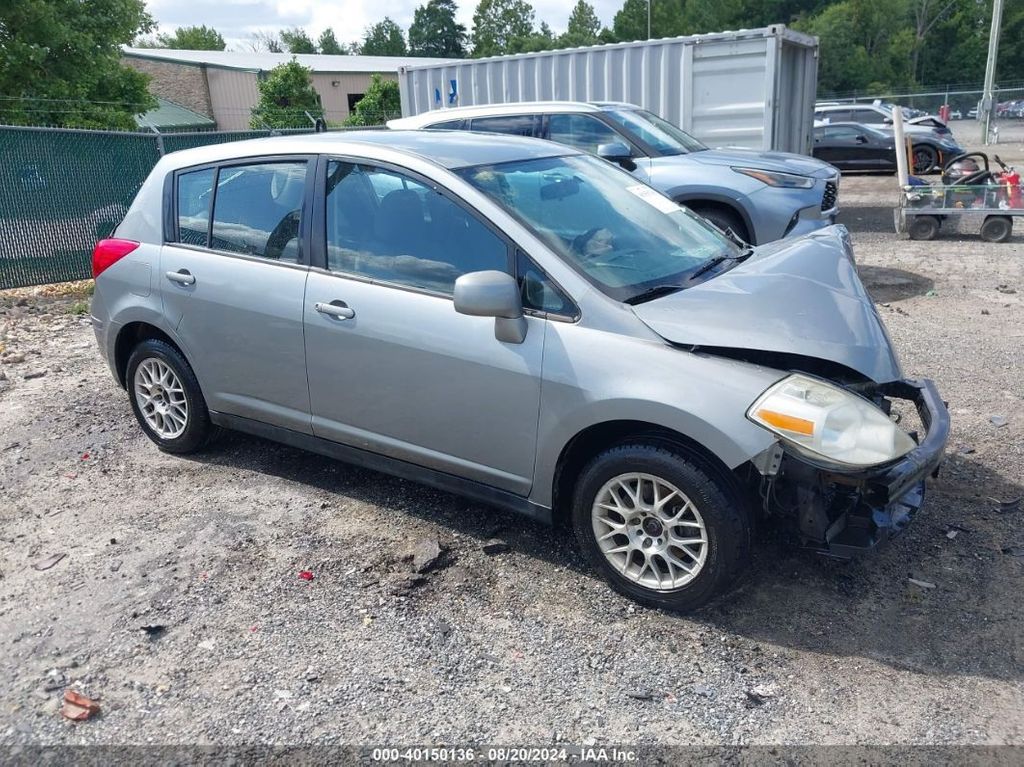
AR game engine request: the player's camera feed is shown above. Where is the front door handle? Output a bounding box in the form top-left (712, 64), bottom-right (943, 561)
top-left (314, 301), bottom-right (355, 320)
top-left (166, 269), bottom-right (195, 286)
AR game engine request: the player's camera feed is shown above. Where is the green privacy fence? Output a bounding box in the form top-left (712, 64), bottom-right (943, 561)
top-left (0, 125), bottom-right (323, 290)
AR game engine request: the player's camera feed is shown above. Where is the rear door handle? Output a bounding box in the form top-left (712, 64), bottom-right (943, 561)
top-left (166, 269), bottom-right (195, 286)
top-left (314, 301), bottom-right (355, 320)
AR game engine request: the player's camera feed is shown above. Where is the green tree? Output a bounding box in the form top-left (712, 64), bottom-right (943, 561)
top-left (511, 20), bottom-right (556, 53)
top-left (155, 24), bottom-right (226, 50)
top-left (344, 73), bottom-right (401, 125)
top-left (0, 0), bottom-right (155, 129)
top-left (317, 27), bottom-right (346, 55)
top-left (280, 27), bottom-right (317, 54)
top-left (471, 0), bottom-right (536, 57)
top-left (360, 18), bottom-right (408, 56)
top-left (250, 59), bottom-right (323, 129)
top-left (795, 0), bottom-right (913, 94)
top-left (559, 1), bottom-right (602, 47)
top-left (409, 0), bottom-right (468, 57)
top-left (612, 0), bottom-right (685, 42)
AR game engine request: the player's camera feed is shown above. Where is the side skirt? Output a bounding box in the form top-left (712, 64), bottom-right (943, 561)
top-left (210, 411), bottom-right (553, 526)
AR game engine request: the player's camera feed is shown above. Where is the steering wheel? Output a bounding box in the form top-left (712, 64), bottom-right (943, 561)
top-left (264, 209), bottom-right (301, 260)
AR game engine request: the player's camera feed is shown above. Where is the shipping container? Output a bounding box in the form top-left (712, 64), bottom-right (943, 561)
top-left (398, 25), bottom-right (819, 154)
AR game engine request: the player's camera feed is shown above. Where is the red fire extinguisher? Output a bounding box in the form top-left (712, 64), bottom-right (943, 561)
top-left (1004, 167), bottom-right (1022, 209)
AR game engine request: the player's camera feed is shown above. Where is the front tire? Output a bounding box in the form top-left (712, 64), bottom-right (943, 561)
top-left (571, 443), bottom-right (751, 612)
top-left (690, 205), bottom-right (750, 244)
top-left (126, 339), bottom-right (215, 454)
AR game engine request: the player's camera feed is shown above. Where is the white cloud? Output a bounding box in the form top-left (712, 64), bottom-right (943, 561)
top-left (146, 0), bottom-right (626, 49)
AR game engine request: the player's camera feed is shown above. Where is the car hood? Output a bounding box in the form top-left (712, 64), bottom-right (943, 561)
top-left (631, 226), bottom-right (903, 383)
top-left (688, 147), bottom-right (836, 178)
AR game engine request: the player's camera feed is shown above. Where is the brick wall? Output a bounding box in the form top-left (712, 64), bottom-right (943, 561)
top-left (124, 57), bottom-right (214, 120)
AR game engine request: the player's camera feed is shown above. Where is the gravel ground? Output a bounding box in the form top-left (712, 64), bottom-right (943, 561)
top-left (0, 122), bottom-right (1022, 748)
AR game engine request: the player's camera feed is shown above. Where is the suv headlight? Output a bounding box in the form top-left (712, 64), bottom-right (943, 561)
top-left (732, 167), bottom-right (815, 189)
top-left (747, 374), bottom-right (917, 468)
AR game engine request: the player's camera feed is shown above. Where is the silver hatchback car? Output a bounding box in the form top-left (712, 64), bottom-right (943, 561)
top-left (91, 131), bottom-right (949, 611)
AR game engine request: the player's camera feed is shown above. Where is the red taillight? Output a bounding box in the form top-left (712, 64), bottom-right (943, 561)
top-left (92, 239), bottom-right (140, 279)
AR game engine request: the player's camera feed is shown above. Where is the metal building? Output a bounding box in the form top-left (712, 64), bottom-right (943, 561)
top-left (398, 26), bottom-right (819, 154)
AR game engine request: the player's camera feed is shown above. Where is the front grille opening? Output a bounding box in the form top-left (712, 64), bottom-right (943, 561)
top-left (821, 180), bottom-right (838, 211)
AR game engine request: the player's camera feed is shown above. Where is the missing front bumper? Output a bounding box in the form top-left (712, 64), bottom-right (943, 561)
top-left (762, 378), bottom-right (949, 557)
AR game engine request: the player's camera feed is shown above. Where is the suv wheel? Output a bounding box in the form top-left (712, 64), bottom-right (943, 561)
top-left (572, 443), bottom-right (750, 612)
top-left (126, 339), bottom-right (216, 454)
top-left (690, 206), bottom-right (750, 244)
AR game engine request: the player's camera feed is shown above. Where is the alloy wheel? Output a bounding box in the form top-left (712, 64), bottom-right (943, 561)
top-left (591, 472), bottom-right (708, 591)
top-left (133, 358), bottom-right (189, 439)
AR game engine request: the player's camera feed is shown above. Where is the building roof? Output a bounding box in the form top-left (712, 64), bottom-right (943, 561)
top-left (123, 48), bottom-right (455, 74)
top-left (136, 97), bottom-right (215, 130)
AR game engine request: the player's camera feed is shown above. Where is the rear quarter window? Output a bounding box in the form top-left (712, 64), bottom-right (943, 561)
top-left (176, 168), bottom-right (215, 247)
top-left (469, 115), bottom-right (538, 137)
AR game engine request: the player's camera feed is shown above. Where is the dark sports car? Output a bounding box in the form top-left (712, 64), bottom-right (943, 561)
top-left (812, 122), bottom-right (963, 174)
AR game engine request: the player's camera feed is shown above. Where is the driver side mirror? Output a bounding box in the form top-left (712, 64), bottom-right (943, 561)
top-left (856, 134), bottom-right (869, 144)
top-left (453, 270), bottom-right (527, 344)
top-left (597, 142), bottom-right (637, 171)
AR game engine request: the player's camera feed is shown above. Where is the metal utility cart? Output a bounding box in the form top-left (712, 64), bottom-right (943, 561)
top-left (895, 153), bottom-right (1022, 242)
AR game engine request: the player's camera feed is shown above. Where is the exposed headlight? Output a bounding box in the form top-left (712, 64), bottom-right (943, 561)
top-left (732, 167), bottom-right (815, 189)
top-left (747, 374), bottom-right (917, 468)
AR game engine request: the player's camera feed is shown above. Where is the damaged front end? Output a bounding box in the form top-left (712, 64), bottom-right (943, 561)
top-left (749, 378), bottom-right (949, 557)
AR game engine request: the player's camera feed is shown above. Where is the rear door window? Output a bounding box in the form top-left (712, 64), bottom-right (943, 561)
top-left (210, 161), bottom-right (307, 262)
top-left (469, 115), bottom-right (539, 137)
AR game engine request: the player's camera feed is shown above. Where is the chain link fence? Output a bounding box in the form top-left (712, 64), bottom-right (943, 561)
top-left (0, 125), bottom-right (365, 290)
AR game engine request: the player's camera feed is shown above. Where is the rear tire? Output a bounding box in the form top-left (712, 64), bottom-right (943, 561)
top-left (126, 339), bottom-right (216, 454)
top-left (980, 215), bottom-right (1013, 243)
top-left (912, 144), bottom-right (938, 174)
top-left (908, 215), bottom-right (940, 241)
top-left (690, 205), bottom-right (751, 244)
top-left (571, 443), bottom-right (751, 612)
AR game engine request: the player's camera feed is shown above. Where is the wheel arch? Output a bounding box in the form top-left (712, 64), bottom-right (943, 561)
top-left (114, 322), bottom-right (187, 389)
top-left (672, 194), bottom-right (755, 243)
top-left (549, 419), bottom-right (747, 528)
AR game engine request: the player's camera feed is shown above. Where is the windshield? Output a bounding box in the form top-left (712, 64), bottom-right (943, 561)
top-left (603, 109), bottom-right (708, 156)
top-left (458, 154), bottom-right (741, 302)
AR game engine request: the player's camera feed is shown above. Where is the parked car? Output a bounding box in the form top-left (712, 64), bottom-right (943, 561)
top-left (813, 122), bottom-right (963, 174)
top-left (813, 123), bottom-right (897, 172)
top-left (949, 109), bottom-right (963, 120)
top-left (814, 103), bottom-right (952, 136)
top-left (388, 102), bottom-right (840, 246)
top-left (90, 131), bottom-right (949, 611)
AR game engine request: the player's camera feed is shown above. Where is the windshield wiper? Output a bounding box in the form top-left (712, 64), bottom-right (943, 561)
top-left (689, 248), bottom-right (754, 281)
top-left (624, 284), bottom-right (687, 305)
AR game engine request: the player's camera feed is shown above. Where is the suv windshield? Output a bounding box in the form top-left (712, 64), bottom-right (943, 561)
top-left (603, 109), bottom-right (708, 156)
top-left (458, 154), bottom-right (741, 302)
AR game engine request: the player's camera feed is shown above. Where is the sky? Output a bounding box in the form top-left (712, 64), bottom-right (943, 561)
top-left (145, 0), bottom-right (626, 49)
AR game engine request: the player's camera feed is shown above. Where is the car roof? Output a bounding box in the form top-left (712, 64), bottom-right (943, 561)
top-left (157, 129), bottom-right (579, 172)
top-left (815, 104), bottom-right (885, 112)
top-left (387, 100), bottom-right (640, 129)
